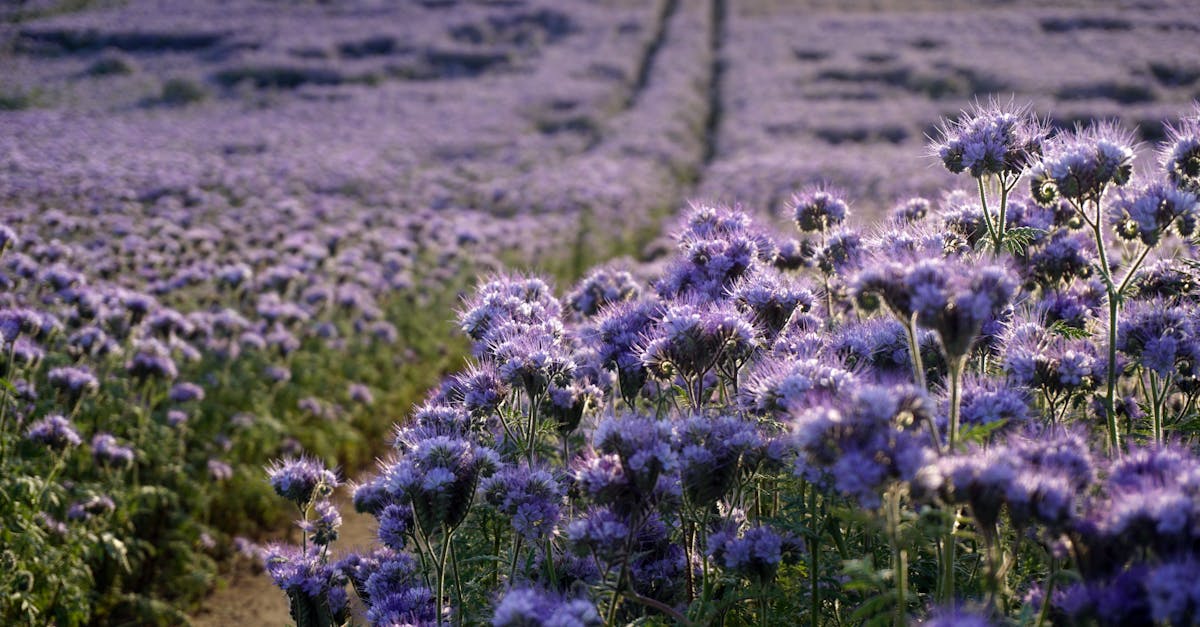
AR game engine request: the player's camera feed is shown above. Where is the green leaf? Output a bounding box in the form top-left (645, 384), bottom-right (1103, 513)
top-left (100, 533), bottom-right (132, 573)
top-left (959, 418), bottom-right (1009, 444)
top-left (1048, 319), bottom-right (1092, 340)
top-left (1001, 226), bottom-right (1045, 255)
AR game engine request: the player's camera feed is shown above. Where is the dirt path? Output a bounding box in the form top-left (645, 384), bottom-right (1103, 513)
top-left (190, 489), bottom-right (378, 627)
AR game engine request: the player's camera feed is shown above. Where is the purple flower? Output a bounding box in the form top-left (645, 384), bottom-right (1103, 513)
top-left (67, 495), bottom-right (116, 521)
top-left (47, 366), bottom-right (99, 399)
top-left (382, 434), bottom-right (497, 536)
top-left (639, 297), bottom-right (759, 393)
top-left (125, 339), bottom-right (178, 380)
top-left (1002, 318), bottom-right (1102, 394)
top-left (491, 330), bottom-right (576, 399)
top-left (566, 507), bottom-right (629, 560)
top-left (459, 274), bottom-right (562, 349)
top-left (729, 269), bottom-right (815, 341)
top-left (792, 186), bottom-right (850, 233)
top-left (674, 414), bottom-right (762, 506)
top-left (790, 384), bottom-right (935, 508)
top-left (589, 298), bottom-right (658, 403)
top-left (1118, 298), bottom-right (1194, 377)
top-left (267, 457), bottom-right (339, 506)
top-left (362, 552), bottom-right (436, 626)
top-left (956, 375), bottom-right (1031, 428)
top-left (92, 433), bottom-right (135, 468)
top-left (25, 414), bottom-right (81, 451)
top-left (932, 99), bottom-right (1046, 178)
top-left (207, 459), bottom-right (233, 481)
top-left (481, 464), bottom-right (564, 540)
top-left (377, 503), bottom-right (413, 551)
top-left (169, 382), bottom-right (204, 403)
top-left (919, 607), bottom-right (996, 627)
top-left (1161, 114), bottom-right (1200, 193)
top-left (491, 586), bottom-right (600, 627)
top-left (567, 266), bottom-right (641, 317)
top-left (348, 383), bottom-right (374, 406)
top-left (707, 523), bottom-right (789, 583)
top-left (890, 197), bottom-right (931, 224)
top-left (655, 204), bottom-right (777, 301)
top-left (1032, 122), bottom-right (1136, 206)
top-left (1110, 180), bottom-right (1198, 246)
top-left (592, 414), bottom-right (676, 499)
top-left (741, 354), bottom-right (855, 416)
top-left (298, 499), bottom-right (342, 546)
top-left (1027, 230), bottom-right (1097, 287)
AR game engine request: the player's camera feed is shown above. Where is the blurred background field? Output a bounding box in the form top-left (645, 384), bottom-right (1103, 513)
top-left (1, 0), bottom-right (1198, 624)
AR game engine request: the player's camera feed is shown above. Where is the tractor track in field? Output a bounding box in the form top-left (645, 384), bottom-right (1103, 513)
top-left (626, 0), bottom-right (680, 110)
top-left (701, 0), bottom-right (727, 168)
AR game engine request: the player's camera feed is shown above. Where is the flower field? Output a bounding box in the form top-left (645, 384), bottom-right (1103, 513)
top-left (3, 0), bottom-right (1200, 626)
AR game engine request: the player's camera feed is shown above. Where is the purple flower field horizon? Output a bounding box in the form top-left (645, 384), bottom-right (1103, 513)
top-left (2, 0), bottom-right (1200, 625)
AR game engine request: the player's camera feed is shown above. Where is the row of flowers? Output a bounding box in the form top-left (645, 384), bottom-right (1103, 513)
top-left (261, 100), bottom-right (1200, 626)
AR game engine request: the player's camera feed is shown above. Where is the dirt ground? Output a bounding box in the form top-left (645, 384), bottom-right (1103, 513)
top-left (190, 489), bottom-right (377, 627)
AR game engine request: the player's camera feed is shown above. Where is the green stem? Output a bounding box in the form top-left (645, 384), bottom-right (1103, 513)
top-left (903, 313), bottom-right (927, 392)
top-left (810, 488), bottom-right (821, 627)
top-left (996, 175), bottom-right (1012, 252)
top-left (947, 355), bottom-right (967, 449)
top-left (437, 530), bottom-right (454, 627)
top-left (1036, 558), bottom-right (1057, 627)
top-left (1104, 296), bottom-right (1120, 453)
top-left (887, 487), bottom-right (907, 627)
top-left (977, 177), bottom-right (999, 251)
top-left (449, 541), bottom-right (465, 626)
top-left (940, 508), bottom-right (958, 604)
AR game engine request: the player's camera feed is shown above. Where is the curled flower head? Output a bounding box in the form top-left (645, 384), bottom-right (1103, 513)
top-left (674, 414), bottom-right (763, 506)
top-left (92, 433), bottom-right (135, 468)
top-left (567, 266), bottom-right (641, 317)
top-left (47, 366), bottom-right (99, 400)
top-left (382, 434), bottom-right (497, 536)
top-left (267, 457), bottom-right (339, 507)
top-left (1118, 298), bottom-right (1195, 377)
top-left (26, 414), bottom-right (81, 451)
top-left (1161, 113), bottom-right (1200, 193)
top-left (593, 414), bottom-right (676, 498)
top-left (1032, 121), bottom-right (1136, 206)
top-left (639, 297), bottom-right (759, 386)
top-left (707, 523), bottom-right (791, 584)
top-left (792, 186), bottom-right (850, 233)
top-left (491, 586), bottom-right (601, 627)
top-left (481, 464), bottom-right (564, 540)
top-left (729, 269), bottom-right (815, 342)
top-left (1109, 180), bottom-right (1199, 246)
top-left (932, 99), bottom-right (1047, 178)
top-left (890, 197), bottom-right (931, 225)
top-left (791, 384), bottom-right (935, 508)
